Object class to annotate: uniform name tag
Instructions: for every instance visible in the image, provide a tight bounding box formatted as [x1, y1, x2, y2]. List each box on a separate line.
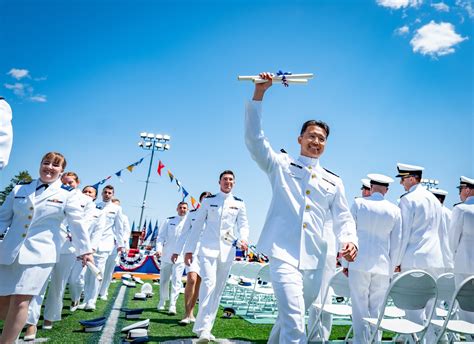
[170, 223, 175, 226]
[81, 205, 85, 208]
[14, 196, 26, 199]
[290, 162, 303, 169]
[48, 199, 63, 204]
[210, 205, 218, 207]
[230, 206, 239, 210]
[108, 211, 116, 215]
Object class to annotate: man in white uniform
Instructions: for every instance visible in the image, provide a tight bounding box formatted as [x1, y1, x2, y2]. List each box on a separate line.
[430, 188, 453, 272]
[450, 176, 474, 324]
[155, 201, 188, 315]
[0, 97, 13, 170]
[83, 185, 124, 310]
[184, 170, 249, 342]
[349, 174, 402, 344]
[395, 163, 443, 342]
[244, 73, 358, 343]
[98, 197, 130, 300]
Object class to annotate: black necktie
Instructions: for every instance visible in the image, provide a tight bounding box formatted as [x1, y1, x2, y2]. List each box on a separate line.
[36, 183, 49, 191]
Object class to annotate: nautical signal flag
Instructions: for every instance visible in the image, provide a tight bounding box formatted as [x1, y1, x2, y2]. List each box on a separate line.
[190, 196, 198, 209]
[157, 160, 165, 176]
[168, 170, 174, 182]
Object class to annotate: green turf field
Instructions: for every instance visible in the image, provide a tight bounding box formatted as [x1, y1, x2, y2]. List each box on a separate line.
[3, 280, 356, 343]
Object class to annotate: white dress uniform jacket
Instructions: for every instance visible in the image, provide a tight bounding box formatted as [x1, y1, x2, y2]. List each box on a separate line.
[60, 190, 97, 254]
[397, 184, 444, 270]
[175, 208, 201, 256]
[439, 205, 453, 271]
[245, 101, 357, 270]
[0, 178, 91, 264]
[0, 97, 13, 170]
[88, 205, 106, 252]
[184, 192, 249, 263]
[449, 196, 474, 276]
[122, 214, 131, 250]
[96, 201, 124, 252]
[156, 214, 188, 264]
[350, 192, 402, 275]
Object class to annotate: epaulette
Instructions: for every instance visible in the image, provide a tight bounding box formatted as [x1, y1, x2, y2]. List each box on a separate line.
[167, 216, 176, 220]
[190, 209, 197, 212]
[18, 180, 32, 185]
[323, 168, 339, 178]
[96, 205, 103, 210]
[280, 148, 287, 154]
[400, 192, 409, 199]
[207, 194, 217, 198]
[233, 196, 243, 202]
[453, 201, 463, 207]
[61, 184, 74, 191]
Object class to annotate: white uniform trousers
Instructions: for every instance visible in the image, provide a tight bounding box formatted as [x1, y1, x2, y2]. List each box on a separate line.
[349, 270, 389, 344]
[27, 281, 48, 325]
[83, 250, 109, 306]
[68, 260, 86, 303]
[192, 255, 234, 336]
[268, 258, 324, 344]
[159, 261, 186, 307]
[43, 253, 76, 321]
[308, 255, 336, 341]
[99, 249, 119, 298]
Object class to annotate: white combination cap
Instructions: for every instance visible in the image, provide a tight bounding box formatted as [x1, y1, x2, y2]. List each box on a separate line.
[361, 178, 371, 189]
[396, 163, 424, 178]
[367, 173, 394, 187]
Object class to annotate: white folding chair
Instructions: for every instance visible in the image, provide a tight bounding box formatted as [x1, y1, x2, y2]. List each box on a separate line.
[308, 268, 353, 342]
[245, 264, 277, 318]
[363, 269, 438, 343]
[229, 262, 264, 309]
[432, 276, 474, 343]
[436, 272, 456, 318]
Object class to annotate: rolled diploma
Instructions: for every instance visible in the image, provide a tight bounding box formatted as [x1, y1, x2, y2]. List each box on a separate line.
[87, 261, 103, 281]
[253, 78, 308, 84]
[238, 73, 313, 81]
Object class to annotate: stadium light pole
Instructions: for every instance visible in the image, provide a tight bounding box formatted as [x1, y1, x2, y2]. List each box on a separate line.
[137, 132, 171, 235]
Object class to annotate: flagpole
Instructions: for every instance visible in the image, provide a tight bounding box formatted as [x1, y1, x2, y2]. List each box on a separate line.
[136, 132, 171, 248]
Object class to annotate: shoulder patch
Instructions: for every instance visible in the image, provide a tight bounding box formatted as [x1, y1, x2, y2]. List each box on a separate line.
[400, 192, 409, 199]
[323, 168, 339, 178]
[280, 148, 287, 154]
[167, 216, 176, 220]
[61, 184, 74, 191]
[233, 196, 243, 202]
[18, 180, 32, 185]
[190, 209, 197, 212]
[453, 201, 463, 207]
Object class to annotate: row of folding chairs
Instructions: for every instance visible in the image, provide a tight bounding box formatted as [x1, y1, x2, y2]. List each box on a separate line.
[221, 261, 278, 319]
[309, 268, 474, 343]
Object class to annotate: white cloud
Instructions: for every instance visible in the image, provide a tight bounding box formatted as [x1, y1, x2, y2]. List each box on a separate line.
[4, 83, 26, 97]
[410, 21, 468, 56]
[29, 95, 47, 103]
[432, 2, 450, 12]
[456, 0, 474, 18]
[7, 68, 29, 80]
[377, 0, 422, 9]
[395, 25, 410, 35]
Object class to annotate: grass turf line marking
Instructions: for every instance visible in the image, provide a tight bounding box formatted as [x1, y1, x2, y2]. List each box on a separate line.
[98, 285, 126, 343]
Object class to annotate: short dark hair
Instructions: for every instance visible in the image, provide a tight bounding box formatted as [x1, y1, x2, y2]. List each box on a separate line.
[199, 191, 212, 202]
[178, 201, 188, 207]
[103, 185, 114, 192]
[300, 120, 330, 138]
[219, 170, 235, 180]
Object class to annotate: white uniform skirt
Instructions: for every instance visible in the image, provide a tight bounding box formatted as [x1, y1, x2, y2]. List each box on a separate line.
[0, 258, 54, 296]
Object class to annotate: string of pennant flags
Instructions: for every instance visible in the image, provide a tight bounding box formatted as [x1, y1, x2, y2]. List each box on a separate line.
[91, 156, 147, 190]
[157, 159, 200, 209]
[91, 156, 201, 209]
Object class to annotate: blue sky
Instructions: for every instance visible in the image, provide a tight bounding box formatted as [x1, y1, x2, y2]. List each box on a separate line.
[1, 0, 472, 243]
